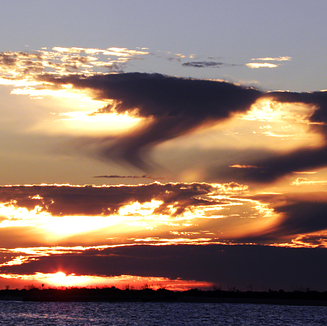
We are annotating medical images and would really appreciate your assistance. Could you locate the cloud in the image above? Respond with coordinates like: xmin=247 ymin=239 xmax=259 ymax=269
xmin=270 ymin=195 xmax=327 ymax=236
xmin=52 ymin=46 xmax=150 ymax=57
xmin=244 ymin=192 xmax=327 ymax=240
xmin=2 ymin=47 xmax=327 ymax=184
xmin=34 ymin=72 xmax=327 ymax=182
xmin=2 ymin=244 xmax=327 ymax=291
xmin=38 ymin=72 xmax=262 ymax=169
xmin=0 ymin=182 xmax=272 ymax=249
xmin=292 ymin=232 xmax=327 ymax=248
xmin=93 ymin=174 xmax=157 ymax=179
xmin=246 ymin=62 xmax=279 ymax=69
xmin=291 ymin=177 xmax=327 ymax=186
xmin=2 ymin=183 xmax=326 ymax=247
xmin=246 ymin=56 xmax=291 ymax=69
xmin=229 ymin=164 xmax=259 ymax=169
xmin=251 ymin=56 xmax=292 ymax=61
xmin=224 ymin=91 xmax=327 ymax=183
xmin=182 ymin=61 xmax=226 ymax=68
xmin=228 ymin=146 xmax=327 ymax=183
xmin=0 ymin=47 xmax=150 ymax=85
xmin=0 ymin=183 xmax=219 ymax=217
xmin=93 ymin=175 xmax=166 ymax=181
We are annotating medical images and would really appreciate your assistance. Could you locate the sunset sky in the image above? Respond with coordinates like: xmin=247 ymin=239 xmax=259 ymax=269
xmin=0 ymin=0 xmax=327 ymax=291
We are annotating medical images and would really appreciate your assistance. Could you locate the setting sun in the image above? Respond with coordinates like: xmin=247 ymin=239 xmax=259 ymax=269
xmin=44 ymin=272 xmax=89 ymax=287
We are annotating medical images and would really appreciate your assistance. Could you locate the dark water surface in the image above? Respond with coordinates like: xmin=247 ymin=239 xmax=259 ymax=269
xmin=0 ymin=301 xmax=326 ymax=325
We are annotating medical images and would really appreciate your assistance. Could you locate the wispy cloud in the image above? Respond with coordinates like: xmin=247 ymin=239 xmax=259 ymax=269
xmin=182 ymin=61 xmax=238 ymax=68
xmin=246 ymin=192 xmax=327 ymax=240
xmin=251 ymin=56 xmax=292 ymax=61
xmin=0 ymin=46 xmax=151 ymax=87
xmin=226 ymin=91 xmax=327 ymax=183
xmin=246 ymin=56 xmax=291 ymax=69
xmin=93 ymin=174 xmax=164 ymax=180
xmin=229 ymin=164 xmax=259 ymax=169
xmin=291 ymin=177 xmax=327 ymax=186
xmin=246 ymin=62 xmax=279 ymax=69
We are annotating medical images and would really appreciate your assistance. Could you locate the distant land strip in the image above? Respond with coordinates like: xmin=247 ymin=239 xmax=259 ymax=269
xmin=1 ymin=288 xmax=327 ymax=306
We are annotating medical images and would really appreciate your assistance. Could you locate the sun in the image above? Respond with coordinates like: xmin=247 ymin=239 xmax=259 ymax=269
xmin=44 ymin=272 xmax=89 ymax=287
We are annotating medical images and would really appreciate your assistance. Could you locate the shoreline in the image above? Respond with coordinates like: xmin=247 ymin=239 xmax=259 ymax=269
xmin=0 ymin=288 xmax=327 ymax=306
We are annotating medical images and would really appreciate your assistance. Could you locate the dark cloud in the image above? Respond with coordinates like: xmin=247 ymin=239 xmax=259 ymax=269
xmin=223 ymin=91 xmax=327 ymax=184
xmin=93 ymin=174 xmax=150 ymax=179
xmin=269 ymin=91 xmax=327 ymax=125
xmin=292 ymin=233 xmax=327 ymax=247
xmin=0 ymin=183 xmax=218 ymax=217
xmin=182 ymin=61 xmax=239 ymax=68
xmin=3 ymin=184 xmax=327 ymax=246
xmin=227 ymin=146 xmax=327 ymax=184
xmin=242 ymin=193 xmax=327 ymax=240
xmin=92 ymin=174 xmax=165 ymax=180
xmin=38 ymin=73 xmax=262 ymax=169
xmin=271 ymin=196 xmax=327 ymax=236
xmin=38 ymin=73 xmax=327 ymax=182
xmin=182 ymin=61 xmax=225 ymax=68
xmin=3 ymin=244 xmax=327 ymax=291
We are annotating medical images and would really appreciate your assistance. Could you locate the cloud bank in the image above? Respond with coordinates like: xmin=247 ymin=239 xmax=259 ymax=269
xmin=226 ymin=91 xmax=327 ymax=183
xmin=1 ymin=183 xmax=327 ymax=245
xmin=39 ymin=72 xmax=262 ymax=169
xmin=1 ymin=47 xmax=327 ymax=184
xmin=0 ymin=183 xmax=327 ymax=290
xmin=2 ymin=244 xmax=327 ymax=291
xmin=39 ymin=73 xmax=327 ymax=184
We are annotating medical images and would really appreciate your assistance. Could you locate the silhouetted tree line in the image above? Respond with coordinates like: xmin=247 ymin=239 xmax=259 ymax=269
xmin=1 ymin=287 xmax=327 ymax=305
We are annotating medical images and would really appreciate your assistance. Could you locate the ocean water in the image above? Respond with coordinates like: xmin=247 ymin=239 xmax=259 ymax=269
xmin=0 ymin=301 xmax=326 ymax=325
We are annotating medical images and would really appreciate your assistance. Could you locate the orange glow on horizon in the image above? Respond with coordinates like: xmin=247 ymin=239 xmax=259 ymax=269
xmin=0 ymin=272 xmax=213 ymax=291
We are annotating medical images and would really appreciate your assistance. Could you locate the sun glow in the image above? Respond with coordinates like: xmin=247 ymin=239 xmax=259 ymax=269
xmin=240 ymin=99 xmax=314 ymax=123
xmin=0 ymin=203 xmax=51 ymax=228
xmin=57 ymin=111 xmax=141 ymax=135
xmin=45 ymin=272 xmax=89 ymax=287
xmin=0 ymin=272 xmax=213 ymax=291
xmin=235 ymin=98 xmax=325 ymax=149
xmin=118 ymin=200 xmax=163 ymax=216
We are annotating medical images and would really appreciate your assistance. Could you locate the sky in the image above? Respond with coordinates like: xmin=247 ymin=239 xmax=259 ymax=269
xmin=0 ymin=0 xmax=326 ymax=291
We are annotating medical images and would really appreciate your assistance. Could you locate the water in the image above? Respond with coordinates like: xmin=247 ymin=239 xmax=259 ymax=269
xmin=0 ymin=301 xmax=326 ymax=325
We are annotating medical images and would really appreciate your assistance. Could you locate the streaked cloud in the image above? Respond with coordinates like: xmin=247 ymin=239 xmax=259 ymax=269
xmin=291 ymin=177 xmax=327 ymax=186
xmin=93 ymin=175 xmax=165 ymax=180
xmin=291 ymin=232 xmax=327 ymax=248
xmin=251 ymin=56 xmax=292 ymax=61
xmin=182 ymin=61 xmax=238 ymax=68
xmin=246 ymin=62 xmax=279 ymax=69
xmin=246 ymin=192 xmax=327 ymax=240
xmin=246 ymin=56 xmax=291 ymax=69
xmin=229 ymin=165 xmax=259 ymax=169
